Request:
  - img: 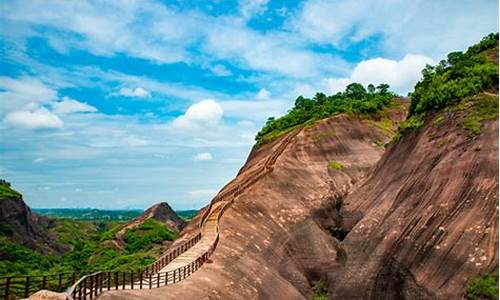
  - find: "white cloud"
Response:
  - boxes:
[326,54,435,95]
[193,152,213,161]
[209,64,232,77]
[4,107,63,130]
[33,157,46,163]
[238,0,269,20]
[256,88,270,100]
[52,97,97,114]
[118,87,151,98]
[293,0,498,59]
[172,99,224,130]
[0,76,57,114]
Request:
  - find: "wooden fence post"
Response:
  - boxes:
[4,277,11,300]
[24,276,31,298]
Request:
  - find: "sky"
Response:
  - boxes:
[0,0,498,210]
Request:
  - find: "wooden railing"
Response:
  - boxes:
[62,127,302,300]
[1,272,79,299]
[66,236,219,300]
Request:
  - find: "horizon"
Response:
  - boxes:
[0,0,498,210]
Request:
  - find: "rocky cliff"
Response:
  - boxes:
[330,97,498,299]
[100,103,408,300]
[0,183,67,255]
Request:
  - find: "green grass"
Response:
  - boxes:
[0,180,22,200]
[466,274,499,300]
[458,94,499,137]
[311,279,328,300]
[328,160,344,171]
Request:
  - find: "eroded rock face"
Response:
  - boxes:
[0,197,66,255]
[330,113,498,299]
[99,107,406,300]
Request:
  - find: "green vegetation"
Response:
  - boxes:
[458,94,499,137]
[34,208,199,221]
[33,208,144,221]
[0,237,54,275]
[311,279,328,300]
[176,209,199,221]
[0,179,22,200]
[328,160,344,171]
[396,33,499,140]
[0,217,177,276]
[255,83,396,144]
[465,274,499,300]
[123,219,176,252]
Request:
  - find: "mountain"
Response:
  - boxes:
[0,180,67,255]
[108,202,186,251]
[99,34,498,300]
[100,99,408,300]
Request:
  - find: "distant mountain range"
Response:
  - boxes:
[33,208,199,221]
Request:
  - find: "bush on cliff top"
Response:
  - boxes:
[395,33,499,139]
[255,83,396,144]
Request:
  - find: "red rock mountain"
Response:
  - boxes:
[111,202,186,249]
[0,193,67,255]
[100,103,410,299]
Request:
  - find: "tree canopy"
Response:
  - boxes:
[255,83,396,144]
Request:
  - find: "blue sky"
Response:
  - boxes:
[0,0,497,210]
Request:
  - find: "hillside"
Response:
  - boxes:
[99,96,408,299]
[0,183,184,277]
[329,33,499,299]
[97,34,497,300]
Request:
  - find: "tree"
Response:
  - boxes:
[367,84,376,94]
[345,83,366,99]
[376,83,390,94]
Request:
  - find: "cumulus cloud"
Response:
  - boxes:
[0,76,58,114]
[326,54,435,95]
[118,87,150,98]
[172,99,223,130]
[193,152,213,161]
[4,107,63,130]
[52,97,97,114]
[256,88,270,100]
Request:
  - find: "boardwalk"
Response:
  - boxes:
[67,128,302,300]
[158,201,226,274]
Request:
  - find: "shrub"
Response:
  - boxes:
[312,279,329,300]
[466,274,499,300]
[408,33,498,117]
[123,219,176,252]
[328,160,344,171]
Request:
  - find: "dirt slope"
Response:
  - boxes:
[329,107,499,299]
[99,105,407,300]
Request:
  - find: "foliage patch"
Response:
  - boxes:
[466,274,499,300]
